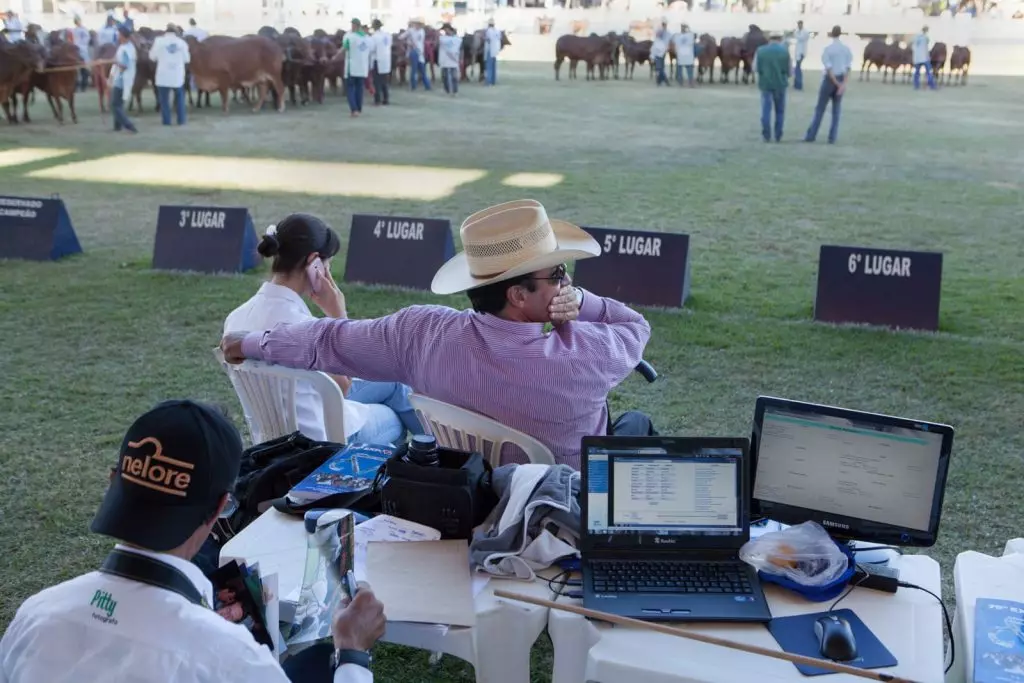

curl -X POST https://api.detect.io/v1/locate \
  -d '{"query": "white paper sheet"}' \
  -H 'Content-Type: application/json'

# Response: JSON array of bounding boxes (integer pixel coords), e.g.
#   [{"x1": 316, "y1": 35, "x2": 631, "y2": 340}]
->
[{"x1": 366, "y1": 540, "x2": 477, "y2": 627}]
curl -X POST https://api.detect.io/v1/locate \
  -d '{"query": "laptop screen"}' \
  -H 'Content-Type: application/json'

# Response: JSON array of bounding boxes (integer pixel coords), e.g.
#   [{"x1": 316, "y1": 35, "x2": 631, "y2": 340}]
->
[{"x1": 586, "y1": 445, "x2": 744, "y2": 539}]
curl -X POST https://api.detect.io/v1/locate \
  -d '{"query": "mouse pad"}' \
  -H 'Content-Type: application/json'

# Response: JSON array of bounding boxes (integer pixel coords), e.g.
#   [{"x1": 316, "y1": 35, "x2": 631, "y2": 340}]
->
[{"x1": 766, "y1": 609, "x2": 898, "y2": 676}]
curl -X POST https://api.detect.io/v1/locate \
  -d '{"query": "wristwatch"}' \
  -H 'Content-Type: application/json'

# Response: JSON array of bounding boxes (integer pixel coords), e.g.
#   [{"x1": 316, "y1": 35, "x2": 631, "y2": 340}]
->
[{"x1": 330, "y1": 648, "x2": 372, "y2": 672}]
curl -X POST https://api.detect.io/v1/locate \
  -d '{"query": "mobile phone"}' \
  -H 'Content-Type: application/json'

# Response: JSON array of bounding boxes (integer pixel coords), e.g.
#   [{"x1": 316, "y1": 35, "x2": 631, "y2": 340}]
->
[
  {"x1": 306, "y1": 257, "x2": 325, "y2": 295},
  {"x1": 345, "y1": 569, "x2": 359, "y2": 599}
]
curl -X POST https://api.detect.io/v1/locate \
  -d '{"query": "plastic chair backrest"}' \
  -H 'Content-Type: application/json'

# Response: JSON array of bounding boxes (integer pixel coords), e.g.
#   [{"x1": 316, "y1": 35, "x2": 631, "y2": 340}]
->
[
  {"x1": 213, "y1": 349, "x2": 346, "y2": 445},
  {"x1": 407, "y1": 393, "x2": 555, "y2": 467}
]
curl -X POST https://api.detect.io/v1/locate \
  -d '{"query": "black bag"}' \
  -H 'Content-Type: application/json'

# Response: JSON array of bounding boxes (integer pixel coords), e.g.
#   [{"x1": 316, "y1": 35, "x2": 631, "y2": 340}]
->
[
  {"x1": 377, "y1": 443, "x2": 498, "y2": 540},
  {"x1": 213, "y1": 432, "x2": 378, "y2": 544}
]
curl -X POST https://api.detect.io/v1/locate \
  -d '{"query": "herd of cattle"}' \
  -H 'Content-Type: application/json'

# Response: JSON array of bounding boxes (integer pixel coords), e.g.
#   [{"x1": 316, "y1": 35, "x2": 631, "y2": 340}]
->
[
  {"x1": 0, "y1": 23, "x2": 510, "y2": 124},
  {"x1": 553, "y1": 26, "x2": 972, "y2": 86}
]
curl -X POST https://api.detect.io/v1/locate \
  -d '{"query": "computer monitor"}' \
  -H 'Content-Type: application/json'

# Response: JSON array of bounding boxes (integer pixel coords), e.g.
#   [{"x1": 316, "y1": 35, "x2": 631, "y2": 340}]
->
[
  {"x1": 750, "y1": 396, "x2": 954, "y2": 547},
  {"x1": 582, "y1": 436, "x2": 750, "y2": 551}
]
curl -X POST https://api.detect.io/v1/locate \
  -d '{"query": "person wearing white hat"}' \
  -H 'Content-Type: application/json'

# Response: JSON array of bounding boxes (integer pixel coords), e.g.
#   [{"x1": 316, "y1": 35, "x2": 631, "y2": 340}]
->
[
  {"x1": 406, "y1": 18, "x2": 430, "y2": 91},
  {"x1": 651, "y1": 19, "x2": 671, "y2": 86},
  {"x1": 220, "y1": 200, "x2": 656, "y2": 470},
  {"x1": 484, "y1": 17, "x2": 501, "y2": 85}
]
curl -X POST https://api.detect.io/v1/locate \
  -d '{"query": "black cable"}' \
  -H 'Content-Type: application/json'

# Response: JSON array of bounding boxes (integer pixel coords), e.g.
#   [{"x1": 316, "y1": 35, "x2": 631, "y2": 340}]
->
[
  {"x1": 827, "y1": 571, "x2": 870, "y2": 613},
  {"x1": 899, "y1": 581, "x2": 954, "y2": 674},
  {"x1": 543, "y1": 570, "x2": 581, "y2": 601}
]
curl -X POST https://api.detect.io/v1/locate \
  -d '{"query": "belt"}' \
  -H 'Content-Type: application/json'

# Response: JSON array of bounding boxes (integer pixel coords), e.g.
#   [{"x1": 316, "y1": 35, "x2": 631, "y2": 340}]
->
[{"x1": 99, "y1": 549, "x2": 208, "y2": 608}]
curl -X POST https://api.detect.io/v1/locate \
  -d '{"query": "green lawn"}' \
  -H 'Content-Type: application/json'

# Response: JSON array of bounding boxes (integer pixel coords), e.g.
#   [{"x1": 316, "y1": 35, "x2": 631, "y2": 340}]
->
[{"x1": 1, "y1": 63, "x2": 1022, "y2": 681}]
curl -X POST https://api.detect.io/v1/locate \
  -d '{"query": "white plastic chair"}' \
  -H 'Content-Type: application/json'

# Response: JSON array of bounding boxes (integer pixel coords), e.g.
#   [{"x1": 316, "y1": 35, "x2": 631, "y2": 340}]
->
[
  {"x1": 408, "y1": 393, "x2": 555, "y2": 467},
  {"x1": 214, "y1": 349, "x2": 346, "y2": 445}
]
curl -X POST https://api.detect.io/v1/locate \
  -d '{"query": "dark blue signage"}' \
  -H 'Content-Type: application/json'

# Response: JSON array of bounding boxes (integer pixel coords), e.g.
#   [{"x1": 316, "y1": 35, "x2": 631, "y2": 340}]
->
[
  {"x1": 153, "y1": 206, "x2": 260, "y2": 273},
  {"x1": 0, "y1": 194, "x2": 82, "y2": 261}
]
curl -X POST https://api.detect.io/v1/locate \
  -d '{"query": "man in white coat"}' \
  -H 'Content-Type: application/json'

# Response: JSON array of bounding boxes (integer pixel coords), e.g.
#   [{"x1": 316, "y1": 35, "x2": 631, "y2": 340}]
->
[
  {"x1": 406, "y1": 19, "x2": 430, "y2": 90},
  {"x1": 652, "y1": 19, "x2": 670, "y2": 86},
  {"x1": 344, "y1": 18, "x2": 372, "y2": 116},
  {"x1": 672, "y1": 23, "x2": 695, "y2": 87},
  {"x1": 439, "y1": 23, "x2": 461, "y2": 95},
  {"x1": 150, "y1": 24, "x2": 190, "y2": 126},
  {"x1": 793, "y1": 20, "x2": 810, "y2": 90},
  {"x1": 484, "y1": 17, "x2": 501, "y2": 85},
  {"x1": 370, "y1": 18, "x2": 391, "y2": 105},
  {"x1": 911, "y1": 25, "x2": 937, "y2": 90}
]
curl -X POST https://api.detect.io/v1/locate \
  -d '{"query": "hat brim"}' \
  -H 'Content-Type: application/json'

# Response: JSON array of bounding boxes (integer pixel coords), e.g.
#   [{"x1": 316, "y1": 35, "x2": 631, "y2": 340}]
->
[
  {"x1": 431, "y1": 219, "x2": 601, "y2": 295},
  {"x1": 91, "y1": 482, "x2": 213, "y2": 552}
]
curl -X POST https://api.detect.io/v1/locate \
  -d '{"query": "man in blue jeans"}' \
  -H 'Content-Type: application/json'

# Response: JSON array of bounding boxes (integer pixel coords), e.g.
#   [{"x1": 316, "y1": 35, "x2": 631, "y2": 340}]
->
[
  {"x1": 108, "y1": 27, "x2": 138, "y2": 133},
  {"x1": 150, "y1": 25, "x2": 190, "y2": 126},
  {"x1": 755, "y1": 31, "x2": 790, "y2": 142},
  {"x1": 793, "y1": 20, "x2": 810, "y2": 90},
  {"x1": 484, "y1": 17, "x2": 501, "y2": 85},
  {"x1": 805, "y1": 25, "x2": 852, "y2": 145},
  {"x1": 343, "y1": 19, "x2": 372, "y2": 117}
]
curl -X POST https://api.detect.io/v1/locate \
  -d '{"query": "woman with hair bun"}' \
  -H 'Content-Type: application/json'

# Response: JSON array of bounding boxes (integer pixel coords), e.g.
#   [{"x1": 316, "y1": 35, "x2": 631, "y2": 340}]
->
[{"x1": 224, "y1": 213, "x2": 422, "y2": 444}]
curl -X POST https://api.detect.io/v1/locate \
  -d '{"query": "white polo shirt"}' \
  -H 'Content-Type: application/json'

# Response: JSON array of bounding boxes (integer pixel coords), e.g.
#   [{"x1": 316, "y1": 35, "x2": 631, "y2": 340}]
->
[
  {"x1": 224, "y1": 282, "x2": 370, "y2": 440},
  {"x1": 345, "y1": 31, "x2": 372, "y2": 78},
  {"x1": 407, "y1": 26, "x2": 425, "y2": 61},
  {"x1": 150, "y1": 33, "x2": 191, "y2": 88},
  {"x1": 184, "y1": 26, "x2": 208, "y2": 41},
  {"x1": 372, "y1": 31, "x2": 392, "y2": 73},
  {"x1": 439, "y1": 34, "x2": 461, "y2": 69},
  {"x1": 672, "y1": 31, "x2": 695, "y2": 66},
  {"x1": 911, "y1": 32, "x2": 930, "y2": 65},
  {"x1": 485, "y1": 26, "x2": 501, "y2": 59},
  {"x1": 0, "y1": 545, "x2": 370, "y2": 683}
]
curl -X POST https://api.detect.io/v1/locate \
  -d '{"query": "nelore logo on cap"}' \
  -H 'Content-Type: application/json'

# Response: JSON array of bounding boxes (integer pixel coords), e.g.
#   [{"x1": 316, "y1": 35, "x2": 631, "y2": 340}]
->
[{"x1": 121, "y1": 437, "x2": 193, "y2": 497}]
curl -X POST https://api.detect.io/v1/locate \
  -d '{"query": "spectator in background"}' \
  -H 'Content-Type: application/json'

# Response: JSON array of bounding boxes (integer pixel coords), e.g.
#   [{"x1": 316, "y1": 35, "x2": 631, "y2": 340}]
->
[
  {"x1": 71, "y1": 16, "x2": 91, "y2": 92},
  {"x1": 224, "y1": 213, "x2": 422, "y2": 445},
  {"x1": 97, "y1": 15, "x2": 119, "y2": 46},
  {"x1": 184, "y1": 17, "x2": 208, "y2": 42},
  {"x1": 756, "y1": 31, "x2": 790, "y2": 142},
  {"x1": 652, "y1": 19, "x2": 670, "y2": 86},
  {"x1": 370, "y1": 18, "x2": 391, "y2": 105},
  {"x1": 484, "y1": 17, "x2": 501, "y2": 85},
  {"x1": 406, "y1": 18, "x2": 430, "y2": 90},
  {"x1": 0, "y1": 399, "x2": 386, "y2": 683},
  {"x1": 118, "y1": 7, "x2": 134, "y2": 33},
  {"x1": 108, "y1": 26, "x2": 138, "y2": 134},
  {"x1": 911, "y1": 25, "x2": 937, "y2": 90},
  {"x1": 672, "y1": 23, "x2": 696, "y2": 87},
  {"x1": 343, "y1": 19, "x2": 371, "y2": 117},
  {"x1": 2, "y1": 10, "x2": 25, "y2": 42},
  {"x1": 793, "y1": 20, "x2": 810, "y2": 90},
  {"x1": 439, "y1": 23, "x2": 461, "y2": 95},
  {"x1": 150, "y1": 23, "x2": 190, "y2": 126},
  {"x1": 804, "y1": 25, "x2": 852, "y2": 144}
]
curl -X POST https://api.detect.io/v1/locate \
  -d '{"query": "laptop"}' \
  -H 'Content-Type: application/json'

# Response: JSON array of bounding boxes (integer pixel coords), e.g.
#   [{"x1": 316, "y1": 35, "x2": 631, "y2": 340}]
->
[{"x1": 580, "y1": 436, "x2": 771, "y2": 623}]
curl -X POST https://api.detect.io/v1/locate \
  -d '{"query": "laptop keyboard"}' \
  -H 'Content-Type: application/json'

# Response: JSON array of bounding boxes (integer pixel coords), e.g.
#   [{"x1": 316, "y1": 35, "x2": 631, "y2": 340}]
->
[{"x1": 590, "y1": 560, "x2": 754, "y2": 594}]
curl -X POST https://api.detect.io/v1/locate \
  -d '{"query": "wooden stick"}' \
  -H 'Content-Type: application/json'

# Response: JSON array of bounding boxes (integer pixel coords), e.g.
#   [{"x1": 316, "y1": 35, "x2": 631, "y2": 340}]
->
[
  {"x1": 493, "y1": 590, "x2": 922, "y2": 683},
  {"x1": 37, "y1": 59, "x2": 116, "y2": 74}
]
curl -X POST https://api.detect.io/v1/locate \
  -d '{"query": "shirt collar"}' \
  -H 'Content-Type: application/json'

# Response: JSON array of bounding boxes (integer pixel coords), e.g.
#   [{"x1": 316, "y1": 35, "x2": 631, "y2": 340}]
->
[
  {"x1": 114, "y1": 544, "x2": 215, "y2": 606},
  {"x1": 473, "y1": 311, "x2": 547, "y2": 336},
  {"x1": 257, "y1": 281, "x2": 308, "y2": 309}
]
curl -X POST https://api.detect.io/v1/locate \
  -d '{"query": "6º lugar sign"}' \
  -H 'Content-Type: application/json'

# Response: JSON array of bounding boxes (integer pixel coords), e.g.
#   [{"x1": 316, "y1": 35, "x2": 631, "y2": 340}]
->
[
  {"x1": 344, "y1": 214, "x2": 455, "y2": 291},
  {"x1": 815, "y1": 245, "x2": 943, "y2": 331},
  {"x1": 572, "y1": 226, "x2": 691, "y2": 308},
  {"x1": 152, "y1": 206, "x2": 260, "y2": 273}
]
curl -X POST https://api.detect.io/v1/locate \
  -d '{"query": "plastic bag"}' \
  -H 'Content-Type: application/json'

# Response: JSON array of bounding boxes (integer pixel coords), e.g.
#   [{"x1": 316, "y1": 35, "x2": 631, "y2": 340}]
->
[{"x1": 739, "y1": 521, "x2": 849, "y2": 587}]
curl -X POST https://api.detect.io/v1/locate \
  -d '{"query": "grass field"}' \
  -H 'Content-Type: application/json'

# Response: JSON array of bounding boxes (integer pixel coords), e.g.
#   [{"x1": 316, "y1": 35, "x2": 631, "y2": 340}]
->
[{"x1": 1, "y1": 62, "x2": 1022, "y2": 681}]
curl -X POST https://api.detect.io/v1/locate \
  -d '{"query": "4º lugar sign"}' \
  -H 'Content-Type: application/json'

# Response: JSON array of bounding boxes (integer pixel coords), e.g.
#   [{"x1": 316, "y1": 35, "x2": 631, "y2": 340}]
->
[{"x1": 345, "y1": 214, "x2": 454, "y2": 291}]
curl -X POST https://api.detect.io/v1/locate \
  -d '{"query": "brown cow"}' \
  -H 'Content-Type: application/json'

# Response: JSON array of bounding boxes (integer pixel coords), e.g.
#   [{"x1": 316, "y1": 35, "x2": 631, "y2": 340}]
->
[
  {"x1": 696, "y1": 33, "x2": 717, "y2": 84},
  {"x1": 129, "y1": 34, "x2": 160, "y2": 114},
  {"x1": 740, "y1": 25, "x2": 766, "y2": 84},
  {"x1": 1, "y1": 41, "x2": 45, "y2": 124},
  {"x1": 277, "y1": 32, "x2": 313, "y2": 106},
  {"x1": 554, "y1": 34, "x2": 613, "y2": 81},
  {"x1": 21, "y1": 41, "x2": 82, "y2": 124},
  {"x1": 859, "y1": 38, "x2": 886, "y2": 81},
  {"x1": 619, "y1": 37, "x2": 652, "y2": 79},
  {"x1": 882, "y1": 43, "x2": 911, "y2": 83},
  {"x1": 91, "y1": 43, "x2": 118, "y2": 113},
  {"x1": 947, "y1": 45, "x2": 970, "y2": 85},
  {"x1": 305, "y1": 36, "x2": 337, "y2": 103},
  {"x1": 463, "y1": 29, "x2": 510, "y2": 83},
  {"x1": 718, "y1": 37, "x2": 743, "y2": 84},
  {"x1": 930, "y1": 42, "x2": 947, "y2": 84},
  {"x1": 185, "y1": 35, "x2": 286, "y2": 113}
]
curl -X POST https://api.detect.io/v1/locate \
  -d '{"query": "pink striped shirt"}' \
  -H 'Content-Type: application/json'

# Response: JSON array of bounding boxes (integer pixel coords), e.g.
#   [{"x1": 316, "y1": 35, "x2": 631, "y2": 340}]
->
[{"x1": 240, "y1": 289, "x2": 650, "y2": 470}]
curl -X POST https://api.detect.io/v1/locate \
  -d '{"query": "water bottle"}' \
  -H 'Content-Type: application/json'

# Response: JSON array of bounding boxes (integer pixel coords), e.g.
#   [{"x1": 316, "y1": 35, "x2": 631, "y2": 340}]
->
[{"x1": 404, "y1": 434, "x2": 440, "y2": 467}]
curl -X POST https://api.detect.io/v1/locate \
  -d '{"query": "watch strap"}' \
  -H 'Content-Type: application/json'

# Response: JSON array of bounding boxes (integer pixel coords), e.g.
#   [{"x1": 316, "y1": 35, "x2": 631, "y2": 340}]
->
[{"x1": 331, "y1": 648, "x2": 371, "y2": 671}]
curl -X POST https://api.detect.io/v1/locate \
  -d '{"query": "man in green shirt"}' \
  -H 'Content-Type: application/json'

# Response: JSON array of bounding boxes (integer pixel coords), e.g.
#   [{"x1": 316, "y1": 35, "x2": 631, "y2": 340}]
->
[{"x1": 755, "y1": 31, "x2": 791, "y2": 142}]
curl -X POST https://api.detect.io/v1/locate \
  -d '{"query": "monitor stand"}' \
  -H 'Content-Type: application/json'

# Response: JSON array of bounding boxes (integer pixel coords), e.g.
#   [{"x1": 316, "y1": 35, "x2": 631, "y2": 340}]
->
[{"x1": 845, "y1": 540, "x2": 899, "y2": 566}]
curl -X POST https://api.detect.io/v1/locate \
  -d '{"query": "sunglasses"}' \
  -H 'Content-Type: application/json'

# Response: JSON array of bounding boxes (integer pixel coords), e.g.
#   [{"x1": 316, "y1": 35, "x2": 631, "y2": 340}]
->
[{"x1": 528, "y1": 263, "x2": 568, "y2": 284}]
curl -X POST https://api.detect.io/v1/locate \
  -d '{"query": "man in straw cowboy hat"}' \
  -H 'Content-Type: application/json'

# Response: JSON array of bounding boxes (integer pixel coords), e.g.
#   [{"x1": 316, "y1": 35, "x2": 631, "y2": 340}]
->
[{"x1": 220, "y1": 200, "x2": 656, "y2": 470}]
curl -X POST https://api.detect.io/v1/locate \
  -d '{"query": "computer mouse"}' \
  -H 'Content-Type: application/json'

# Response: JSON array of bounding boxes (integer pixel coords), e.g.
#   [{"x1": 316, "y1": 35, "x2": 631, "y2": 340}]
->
[{"x1": 814, "y1": 614, "x2": 858, "y2": 662}]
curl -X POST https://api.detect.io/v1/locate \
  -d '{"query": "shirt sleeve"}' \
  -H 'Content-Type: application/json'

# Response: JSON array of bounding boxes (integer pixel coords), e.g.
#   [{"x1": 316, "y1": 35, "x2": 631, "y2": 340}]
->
[
  {"x1": 240, "y1": 305, "x2": 453, "y2": 387},
  {"x1": 335, "y1": 665, "x2": 373, "y2": 683},
  {"x1": 821, "y1": 46, "x2": 833, "y2": 73},
  {"x1": 570, "y1": 289, "x2": 652, "y2": 383}
]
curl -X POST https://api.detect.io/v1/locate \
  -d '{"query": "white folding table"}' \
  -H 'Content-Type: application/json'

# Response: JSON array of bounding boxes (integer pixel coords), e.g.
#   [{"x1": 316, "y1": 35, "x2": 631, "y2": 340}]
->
[
  {"x1": 545, "y1": 555, "x2": 945, "y2": 683},
  {"x1": 947, "y1": 538, "x2": 1024, "y2": 683},
  {"x1": 220, "y1": 508, "x2": 552, "y2": 683}
]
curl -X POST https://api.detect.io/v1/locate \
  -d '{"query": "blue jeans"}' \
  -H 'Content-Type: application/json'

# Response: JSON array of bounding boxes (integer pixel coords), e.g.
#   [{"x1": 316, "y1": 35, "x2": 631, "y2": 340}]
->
[
  {"x1": 346, "y1": 76, "x2": 364, "y2": 112},
  {"x1": 157, "y1": 86, "x2": 186, "y2": 125},
  {"x1": 760, "y1": 88, "x2": 786, "y2": 141},
  {"x1": 442, "y1": 67, "x2": 459, "y2": 94},
  {"x1": 485, "y1": 56, "x2": 496, "y2": 85},
  {"x1": 79, "y1": 67, "x2": 90, "y2": 92},
  {"x1": 409, "y1": 52, "x2": 430, "y2": 90},
  {"x1": 347, "y1": 378, "x2": 423, "y2": 435},
  {"x1": 111, "y1": 86, "x2": 136, "y2": 132},
  {"x1": 805, "y1": 75, "x2": 844, "y2": 143},
  {"x1": 675, "y1": 64, "x2": 694, "y2": 85},
  {"x1": 913, "y1": 62, "x2": 936, "y2": 89},
  {"x1": 794, "y1": 57, "x2": 804, "y2": 90},
  {"x1": 655, "y1": 56, "x2": 669, "y2": 85}
]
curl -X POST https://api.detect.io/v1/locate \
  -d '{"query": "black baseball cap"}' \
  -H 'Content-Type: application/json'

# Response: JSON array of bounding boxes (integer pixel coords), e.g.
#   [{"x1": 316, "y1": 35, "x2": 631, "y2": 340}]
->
[{"x1": 91, "y1": 400, "x2": 243, "y2": 552}]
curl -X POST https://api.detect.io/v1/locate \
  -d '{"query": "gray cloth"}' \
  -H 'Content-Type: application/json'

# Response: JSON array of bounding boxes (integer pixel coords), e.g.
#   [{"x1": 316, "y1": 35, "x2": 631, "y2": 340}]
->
[{"x1": 469, "y1": 464, "x2": 581, "y2": 579}]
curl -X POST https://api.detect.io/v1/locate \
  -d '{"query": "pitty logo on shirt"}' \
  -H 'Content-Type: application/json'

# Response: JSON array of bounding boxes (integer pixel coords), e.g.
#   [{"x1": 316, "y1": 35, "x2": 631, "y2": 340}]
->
[{"x1": 90, "y1": 589, "x2": 119, "y2": 624}]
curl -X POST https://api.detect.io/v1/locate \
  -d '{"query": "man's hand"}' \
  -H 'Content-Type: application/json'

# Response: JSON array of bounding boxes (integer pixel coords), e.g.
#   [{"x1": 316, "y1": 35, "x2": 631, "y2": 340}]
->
[
  {"x1": 332, "y1": 586, "x2": 386, "y2": 652},
  {"x1": 220, "y1": 332, "x2": 248, "y2": 364},
  {"x1": 548, "y1": 285, "x2": 580, "y2": 326},
  {"x1": 837, "y1": 82, "x2": 847, "y2": 97},
  {"x1": 311, "y1": 265, "x2": 347, "y2": 320}
]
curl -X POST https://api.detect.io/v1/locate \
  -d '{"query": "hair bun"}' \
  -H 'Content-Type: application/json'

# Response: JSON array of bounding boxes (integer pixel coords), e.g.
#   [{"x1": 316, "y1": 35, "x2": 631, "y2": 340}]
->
[{"x1": 257, "y1": 233, "x2": 280, "y2": 257}]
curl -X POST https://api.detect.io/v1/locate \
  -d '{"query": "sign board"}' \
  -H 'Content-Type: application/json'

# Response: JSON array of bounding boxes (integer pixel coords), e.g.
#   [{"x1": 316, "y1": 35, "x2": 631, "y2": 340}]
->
[
  {"x1": 153, "y1": 206, "x2": 260, "y2": 273},
  {"x1": 344, "y1": 214, "x2": 455, "y2": 291},
  {"x1": 572, "y1": 227, "x2": 691, "y2": 308},
  {"x1": 0, "y1": 194, "x2": 82, "y2": 261},
  {"x1": 814, "y1": 245, "x2": 943, "y2": 331}
]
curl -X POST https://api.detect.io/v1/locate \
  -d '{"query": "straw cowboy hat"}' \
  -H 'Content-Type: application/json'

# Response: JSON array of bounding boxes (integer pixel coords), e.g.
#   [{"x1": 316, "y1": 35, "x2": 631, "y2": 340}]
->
[{"x1": 431, "y1": 200, "x2": 600, "y2": 295}]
